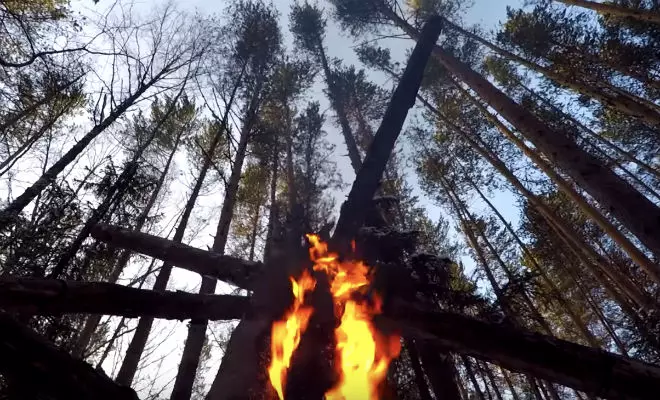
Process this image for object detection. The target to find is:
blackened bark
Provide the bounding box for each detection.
[0,311,139,400]
[0,278,248,320]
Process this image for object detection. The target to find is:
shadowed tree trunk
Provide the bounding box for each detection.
[0,311,139,400]
[555,0,660,24]
[0,278,249,320]
[405,339,434,400]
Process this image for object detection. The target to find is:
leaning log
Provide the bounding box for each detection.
[91,223,260,289]
[331,16,444,246]
[0,278,249,321]
[0,311,139,400]
[383,301,660,399]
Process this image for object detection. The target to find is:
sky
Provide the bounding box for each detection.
[62,0,525,396]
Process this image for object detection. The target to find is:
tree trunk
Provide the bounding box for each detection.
[0,311,139,400]
[114,68,246,387]
[501,369,522,400]
[263,146,280,264]
[464,171,600,347]
[48,88,186,279]
[457,85,660,283]
[462,356,486,400]
[416,95,654,314]
[420,345,462,400]
[391,13,660,257]
[316,38,363,173]
[331,16,443,246]
[383,301,660,399]
[171,83,262,400]
[0,278,249,320]
[0,72,169,230]
[556,0,660,24]
[439,16,660,126]
[405,339,434,400]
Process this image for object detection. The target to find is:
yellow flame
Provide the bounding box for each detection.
[267,270,316,400]
[268,234,400,399]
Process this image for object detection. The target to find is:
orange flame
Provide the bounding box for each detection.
[267,270,316,400]
[268,234,400,399]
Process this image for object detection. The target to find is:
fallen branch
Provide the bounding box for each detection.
[91,223,260,289]
[0,278,249,321]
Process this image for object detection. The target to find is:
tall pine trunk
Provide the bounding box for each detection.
[171,83,262,400]
[457,85,660,282]
[389,13,660,257]
[115,72,246,386]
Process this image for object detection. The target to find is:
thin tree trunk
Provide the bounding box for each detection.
[114,72,245,387]
[457,84,660,282]
[71,123,185,358]
[438,16,660,126]
[0,72,170,229]
[263,145,280,264]
[416,94,654,313]
[501,369,522,400]
[519,81,660,181]
[556,0,660,24]
[316,38,363,173]
[390,13,660,257]
[462,356,486,400]
[405,339,434,400]
[463,171,600,347]
[171,82,262,400]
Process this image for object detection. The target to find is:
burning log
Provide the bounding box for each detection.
[382,301,660,399]
[0,278,249,321]
[0,311,138,400]
[91,223,260,289]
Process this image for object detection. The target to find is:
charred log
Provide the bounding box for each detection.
[0,278,249,321]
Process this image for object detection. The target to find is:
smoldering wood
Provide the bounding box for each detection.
[381,301,660,399]
[91,223,260,289]
[0,278,249,321]
[0,311,139,400]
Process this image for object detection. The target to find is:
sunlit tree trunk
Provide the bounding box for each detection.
[555,0,660,25]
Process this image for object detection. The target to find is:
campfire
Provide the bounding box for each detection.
[268,234,401,399]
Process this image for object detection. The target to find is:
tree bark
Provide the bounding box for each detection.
[316,37,363,173]
[416,95,654,313]
[457,85,660,283]
[0,72,169,230]
[405,339,435,400]
[331,16,443,246]
[0,311,139,400]
[556,0,660,24]
[0,278,248,320]
[462,356,486,400]
[382,301,660,399]
[172,82,262,400]
[114,64,246,387]
[90,224,261,289]
[390,13,660,257]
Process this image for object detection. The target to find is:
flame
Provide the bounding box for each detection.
[268,234,400,399]
[267,270,316,400]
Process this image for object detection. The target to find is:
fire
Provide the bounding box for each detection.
[268,234,401,399]
[267,270,316,400]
